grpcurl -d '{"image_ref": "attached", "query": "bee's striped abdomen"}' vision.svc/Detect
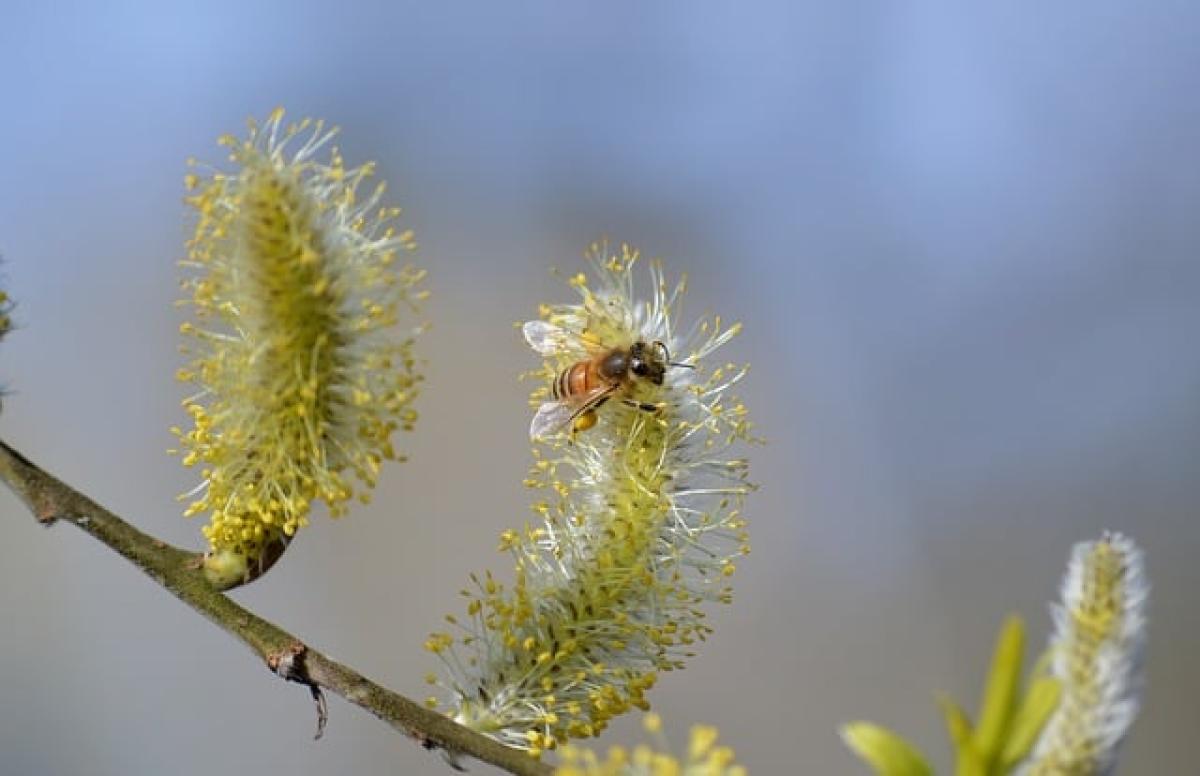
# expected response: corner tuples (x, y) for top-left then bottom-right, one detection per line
(554, 361), (595, 400)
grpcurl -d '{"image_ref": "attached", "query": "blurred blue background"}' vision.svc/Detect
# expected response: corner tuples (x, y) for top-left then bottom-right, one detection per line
(1, 1), (1198, 773)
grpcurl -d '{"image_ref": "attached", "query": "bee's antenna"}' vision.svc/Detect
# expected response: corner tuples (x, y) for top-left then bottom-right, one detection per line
(655, 341), (695, 370)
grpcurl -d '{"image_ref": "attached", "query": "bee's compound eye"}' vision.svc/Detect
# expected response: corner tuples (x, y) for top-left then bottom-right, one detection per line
(631, 360), (649, 376)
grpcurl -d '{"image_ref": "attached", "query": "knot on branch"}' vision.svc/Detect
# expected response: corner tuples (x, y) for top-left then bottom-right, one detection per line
(267, 641), (307, 678)
(267, 641), (328, 740)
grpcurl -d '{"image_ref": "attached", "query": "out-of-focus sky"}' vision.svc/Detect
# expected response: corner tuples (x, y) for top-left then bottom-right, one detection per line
(1, 2), (1197, 773)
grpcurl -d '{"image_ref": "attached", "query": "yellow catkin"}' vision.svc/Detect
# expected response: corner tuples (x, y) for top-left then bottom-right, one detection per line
(174, 108), (425, 575)
(556, 714), (747, 776)
(0, 290), (11, 340)
(426, 244), (753, 751)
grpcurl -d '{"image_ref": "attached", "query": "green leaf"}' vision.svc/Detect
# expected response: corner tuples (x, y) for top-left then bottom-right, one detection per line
(937, 694), (975, 747)
(974, 615), (1025, 766)
(936, 695), (986, 776)
(841, 722), (934, 776)
(999, 675), (1062, 772)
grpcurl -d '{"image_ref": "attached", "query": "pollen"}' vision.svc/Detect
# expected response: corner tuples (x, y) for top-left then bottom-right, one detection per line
(555, 714), (746, 776)
(175, 108), (425, 577)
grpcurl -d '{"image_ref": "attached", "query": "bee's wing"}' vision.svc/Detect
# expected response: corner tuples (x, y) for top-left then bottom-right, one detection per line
(523, 320), (571, 355)
(523, 320), (595, 356)
(529, 384), (619, 441)
(530, 400), (578, 440)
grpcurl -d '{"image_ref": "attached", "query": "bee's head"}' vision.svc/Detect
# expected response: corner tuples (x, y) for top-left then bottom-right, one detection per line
(630, 340), (669, 385)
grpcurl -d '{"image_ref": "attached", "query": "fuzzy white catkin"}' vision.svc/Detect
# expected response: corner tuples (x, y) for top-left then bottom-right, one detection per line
(1020, 532), (1147, 776)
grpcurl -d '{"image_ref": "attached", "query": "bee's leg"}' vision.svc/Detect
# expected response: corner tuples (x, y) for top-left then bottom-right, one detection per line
(621, 399), (661, 413)
(571, 409), (599, 438)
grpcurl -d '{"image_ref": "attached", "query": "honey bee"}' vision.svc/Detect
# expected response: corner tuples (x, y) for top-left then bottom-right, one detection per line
(523, 320), (691, 439)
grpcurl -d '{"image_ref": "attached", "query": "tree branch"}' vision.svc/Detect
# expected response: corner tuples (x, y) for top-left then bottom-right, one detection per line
(0, 438), (553, 776)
